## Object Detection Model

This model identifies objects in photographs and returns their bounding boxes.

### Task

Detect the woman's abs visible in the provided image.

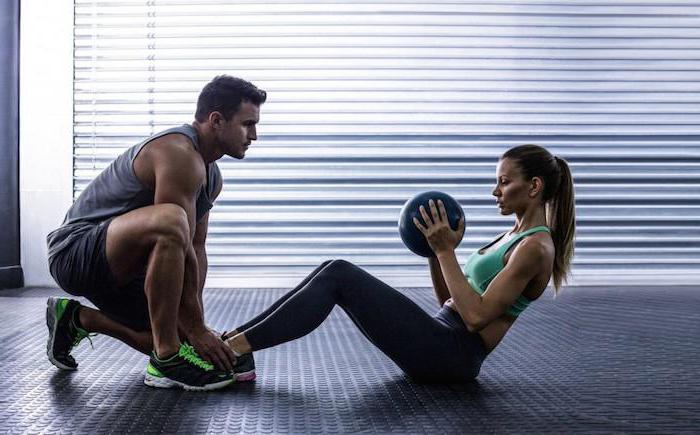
[444,299,515,353]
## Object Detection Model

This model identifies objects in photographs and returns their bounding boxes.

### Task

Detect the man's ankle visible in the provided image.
[154,344,181,360]
[71,306,87,332]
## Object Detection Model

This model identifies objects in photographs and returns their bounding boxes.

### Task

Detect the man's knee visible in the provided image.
[148,204,189,250]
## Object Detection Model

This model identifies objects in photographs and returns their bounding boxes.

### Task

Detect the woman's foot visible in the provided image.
[220,330,255,381]
[232,352,256,382]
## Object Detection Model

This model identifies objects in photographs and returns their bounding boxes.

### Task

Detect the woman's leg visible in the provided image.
[230,259,471,380]
[228,260,334,336]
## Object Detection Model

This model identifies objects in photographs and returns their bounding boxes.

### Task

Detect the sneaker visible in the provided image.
[233,352,256,382]
[220,330,256,382]
[144,343,234,391]
[46,297,93,370]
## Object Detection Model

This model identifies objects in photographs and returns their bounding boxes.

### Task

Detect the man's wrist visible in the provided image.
[180,320,208,336]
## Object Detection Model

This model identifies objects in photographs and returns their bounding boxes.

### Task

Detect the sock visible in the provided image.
[154,350,178,361]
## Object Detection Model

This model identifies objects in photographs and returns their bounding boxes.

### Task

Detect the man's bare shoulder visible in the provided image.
[147,133,201,159]
[135,133,206,189]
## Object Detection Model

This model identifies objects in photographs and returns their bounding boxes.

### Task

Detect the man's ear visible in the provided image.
[208,111,224,129]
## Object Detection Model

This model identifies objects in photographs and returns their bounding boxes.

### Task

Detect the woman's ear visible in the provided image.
[529,176,544,198]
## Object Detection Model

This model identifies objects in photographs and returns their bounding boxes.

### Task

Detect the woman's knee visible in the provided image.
[317,259,364,286]
[316,259,374,302]
[323,259,362,276]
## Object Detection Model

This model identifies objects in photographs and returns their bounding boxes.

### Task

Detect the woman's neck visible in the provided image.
[511,206,548,234]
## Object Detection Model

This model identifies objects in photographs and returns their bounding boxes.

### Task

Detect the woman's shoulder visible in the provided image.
[513,231,555,263]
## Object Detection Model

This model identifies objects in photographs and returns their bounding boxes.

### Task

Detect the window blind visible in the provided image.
[74,0,700,286]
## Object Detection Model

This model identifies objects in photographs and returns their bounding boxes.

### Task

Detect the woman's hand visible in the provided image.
[413,199,465,256]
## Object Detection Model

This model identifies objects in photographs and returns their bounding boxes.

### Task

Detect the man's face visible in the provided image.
[219,100,260,159]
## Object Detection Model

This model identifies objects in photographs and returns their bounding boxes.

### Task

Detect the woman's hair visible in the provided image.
[502,144,575,290]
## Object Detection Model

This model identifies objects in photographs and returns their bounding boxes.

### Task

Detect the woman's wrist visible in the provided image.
[435,248,454,258]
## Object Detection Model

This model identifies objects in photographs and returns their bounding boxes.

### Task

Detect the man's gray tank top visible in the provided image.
[47,124,222,259]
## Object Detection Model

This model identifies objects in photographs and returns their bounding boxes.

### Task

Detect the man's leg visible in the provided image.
[47,204,187,364]
[103,203,233,389]
[76,305,152,354]
[104,203,190,358]
[48,204,233,389]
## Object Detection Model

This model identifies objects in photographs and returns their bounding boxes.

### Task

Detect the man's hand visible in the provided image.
[188,328,236,371]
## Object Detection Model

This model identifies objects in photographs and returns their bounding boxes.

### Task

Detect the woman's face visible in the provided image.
[491,158,534,215]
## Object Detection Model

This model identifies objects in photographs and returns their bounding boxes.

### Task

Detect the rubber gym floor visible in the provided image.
[0,285,697,434]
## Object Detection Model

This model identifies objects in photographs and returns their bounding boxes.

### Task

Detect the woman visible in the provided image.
[224,144,576,383]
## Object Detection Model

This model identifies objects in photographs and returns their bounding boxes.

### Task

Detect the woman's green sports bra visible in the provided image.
[462,226,551,317]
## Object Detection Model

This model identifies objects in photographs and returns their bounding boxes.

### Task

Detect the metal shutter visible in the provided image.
[74,1,700,287]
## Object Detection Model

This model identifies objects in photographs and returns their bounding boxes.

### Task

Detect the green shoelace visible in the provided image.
[179,343,214,371]
[70,318,96,349]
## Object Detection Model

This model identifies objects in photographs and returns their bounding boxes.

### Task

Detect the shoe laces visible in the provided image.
[70,319,97,350]
[179,343,214,371]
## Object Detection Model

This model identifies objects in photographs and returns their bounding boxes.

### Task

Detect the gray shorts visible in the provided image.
[48,219,151,331]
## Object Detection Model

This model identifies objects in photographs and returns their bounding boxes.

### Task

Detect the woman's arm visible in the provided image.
[428,257,451,306]
[415,199,546,332]
[436,240,546,332]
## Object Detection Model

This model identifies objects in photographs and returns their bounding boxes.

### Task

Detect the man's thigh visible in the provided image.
[49,220,114,297]
[105,204,189,287]
[49,219,151,331]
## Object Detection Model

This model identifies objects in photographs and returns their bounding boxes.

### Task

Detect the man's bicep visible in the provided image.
[153,150,204,236]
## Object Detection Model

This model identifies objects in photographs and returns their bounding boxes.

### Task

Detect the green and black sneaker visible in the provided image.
[145,343,234,391]
[46,297,93,370]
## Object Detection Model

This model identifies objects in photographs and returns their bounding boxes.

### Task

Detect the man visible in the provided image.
[45,75,266,391]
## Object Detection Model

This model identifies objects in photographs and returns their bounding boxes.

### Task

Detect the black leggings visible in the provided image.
[235,260,487,383]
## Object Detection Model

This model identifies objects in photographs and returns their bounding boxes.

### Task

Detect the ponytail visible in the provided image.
[502,145,576,291]
[548,156,576,291]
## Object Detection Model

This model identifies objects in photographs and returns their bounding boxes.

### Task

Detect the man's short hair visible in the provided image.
[195,75,267,122]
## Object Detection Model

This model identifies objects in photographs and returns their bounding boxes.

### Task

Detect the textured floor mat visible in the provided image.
[0,286,698,433]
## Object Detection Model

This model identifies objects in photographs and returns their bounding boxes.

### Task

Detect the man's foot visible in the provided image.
[144,343,234,391]
[220,330,256,382]
[46,297,93,370]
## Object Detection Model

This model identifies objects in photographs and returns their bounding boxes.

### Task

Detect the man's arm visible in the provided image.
[151,138,234,370]
[192,212,210,316]
[151,140,204,329]
[192,177,222,317]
